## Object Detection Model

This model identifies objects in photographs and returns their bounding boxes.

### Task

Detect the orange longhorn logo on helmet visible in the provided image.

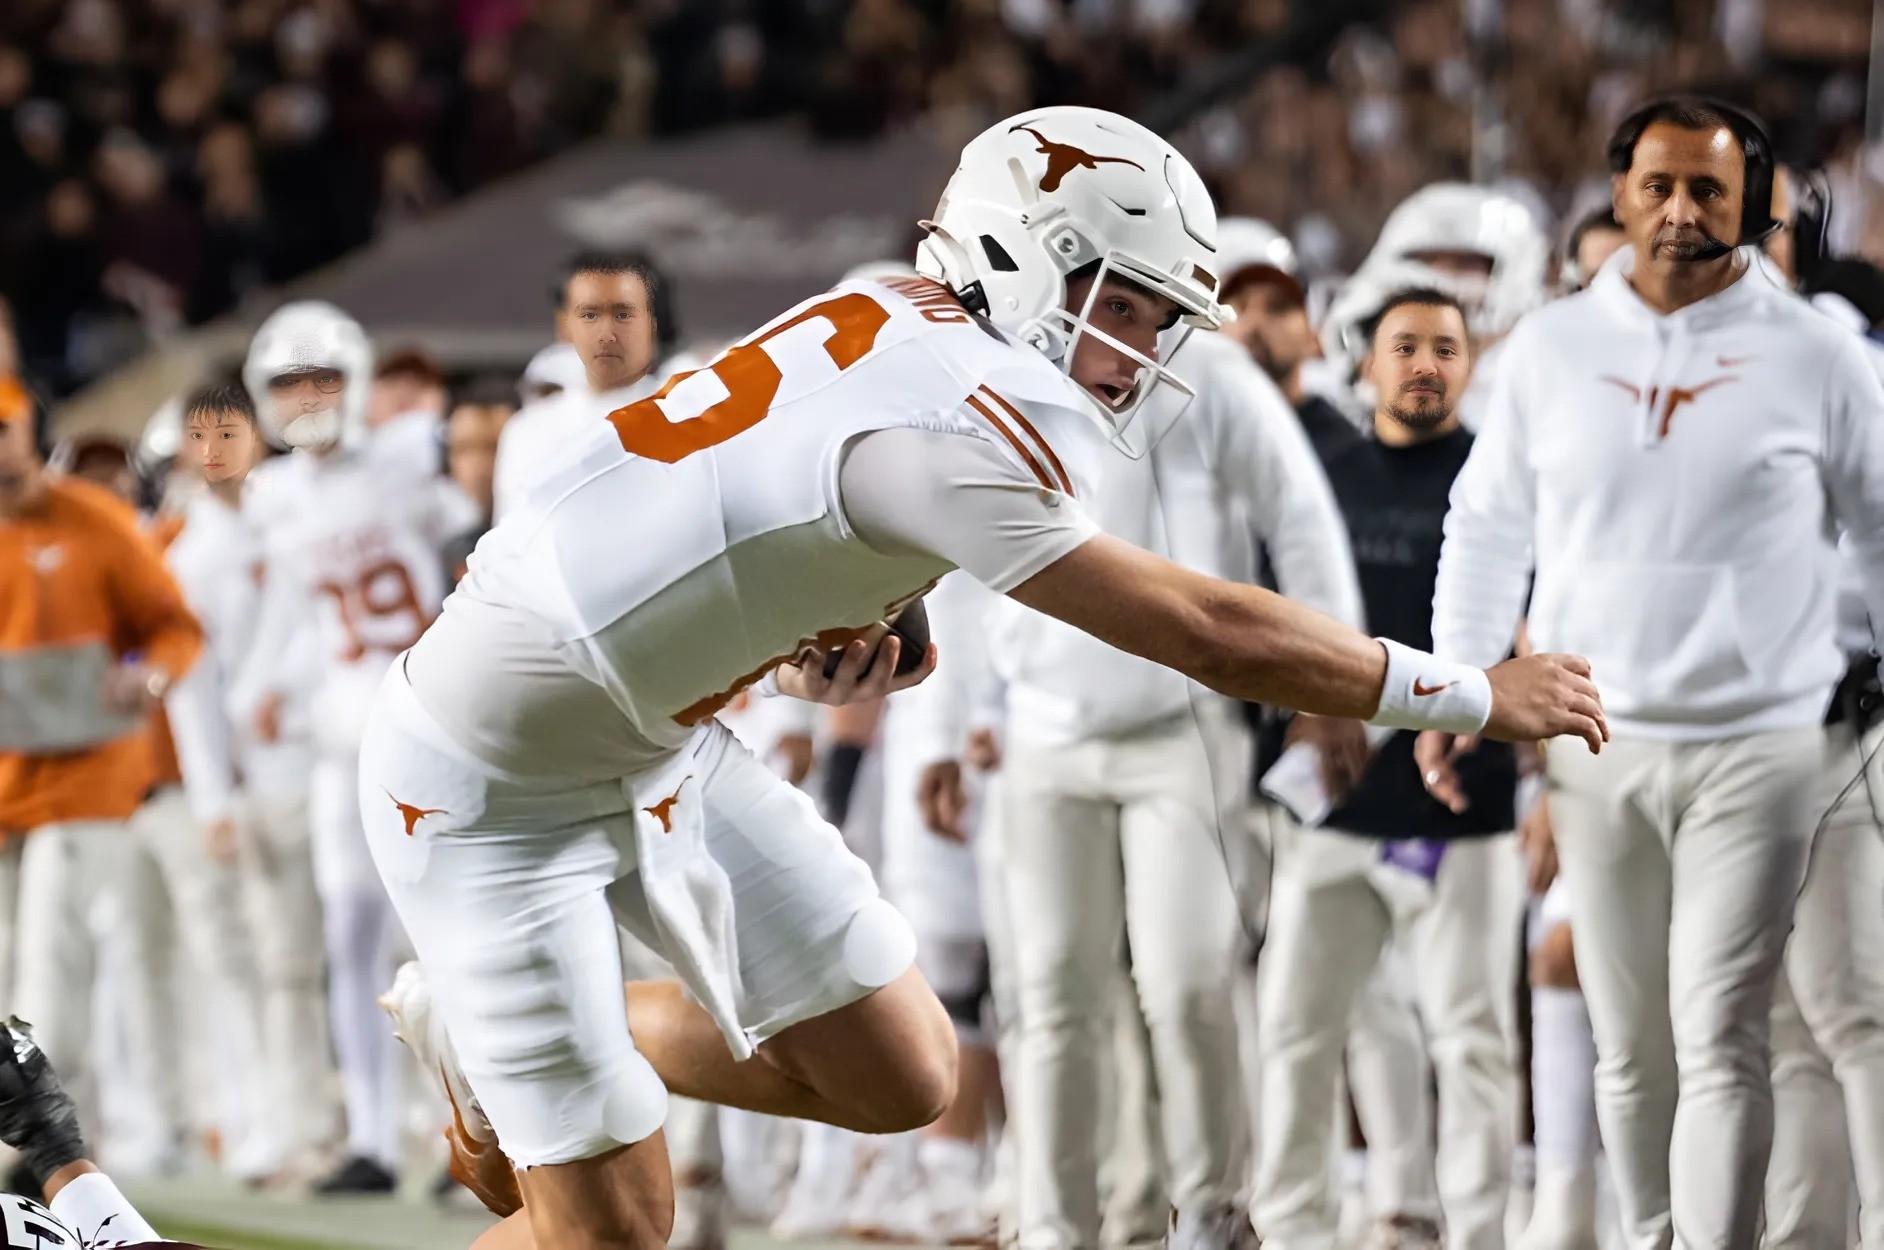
[1008,125,1145,193]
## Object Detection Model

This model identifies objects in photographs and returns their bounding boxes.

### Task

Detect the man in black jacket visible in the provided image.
[1252,288,1524,1250]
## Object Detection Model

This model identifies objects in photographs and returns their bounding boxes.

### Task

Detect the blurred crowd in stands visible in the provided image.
[0,0,1876,398]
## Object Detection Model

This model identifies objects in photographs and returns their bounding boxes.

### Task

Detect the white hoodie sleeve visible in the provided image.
[1821,334,1884,656]
[1207,353,1364,628]
[1432,324,1537,667]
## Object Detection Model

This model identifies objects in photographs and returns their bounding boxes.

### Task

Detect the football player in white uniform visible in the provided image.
[362,107,1604,1249]
[234,302,480,1193]
[491,252,689,521]
[150,385,336,1180]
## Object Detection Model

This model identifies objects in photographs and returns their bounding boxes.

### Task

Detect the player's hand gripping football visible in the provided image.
[774,625,939,706]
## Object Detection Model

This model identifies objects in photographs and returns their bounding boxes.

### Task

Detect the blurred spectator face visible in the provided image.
[565,271,658,392]
[157,71,215,133]
[1064,274,1180,412]
[0,379,40,515]
[0,47,31,108]
[1364,299,1471,435]
[368,40,418,100]
[66,439,138,503]
[47,180,96,238]
[1223,273,1316,382]
[183,405,263,486]
[446,402,514,515]
[1615,121,1747,261]
[369,352,448,428]
[94,134,165,207]
[1574,224,1628,285]
[51,0,126,66]
[18,102,68,168]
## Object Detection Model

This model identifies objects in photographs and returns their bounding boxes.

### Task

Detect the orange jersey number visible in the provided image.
[609,292,892,463]
[315,559,429,662]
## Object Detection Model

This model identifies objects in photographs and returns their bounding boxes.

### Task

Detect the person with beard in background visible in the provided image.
[1216,218,1361,461]
[1254,288,1522,1250]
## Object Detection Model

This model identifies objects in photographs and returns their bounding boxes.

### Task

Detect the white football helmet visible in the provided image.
[1361,183,1547,338]
[518,342,586,402]
[134,397,183,479]
[0,1193,78,1247]
[1319,258,1475,387]
[916,106,1230,456]
[1217,216,1300,285]
[242,300,373,451]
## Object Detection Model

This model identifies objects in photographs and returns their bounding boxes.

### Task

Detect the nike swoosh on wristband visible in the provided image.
[1413,680,1452,696]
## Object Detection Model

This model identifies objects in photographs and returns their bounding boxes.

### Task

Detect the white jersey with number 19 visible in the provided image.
[409,278,1109,777]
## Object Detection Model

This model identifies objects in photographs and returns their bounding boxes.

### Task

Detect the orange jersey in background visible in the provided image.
[0,478,203,833]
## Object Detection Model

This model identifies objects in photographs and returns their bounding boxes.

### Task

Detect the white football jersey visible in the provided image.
[165,489,314,820]
[243,441,479,753]
[444,277,1107,760]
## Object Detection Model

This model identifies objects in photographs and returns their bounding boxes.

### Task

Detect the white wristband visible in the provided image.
[1368,638,1493,735]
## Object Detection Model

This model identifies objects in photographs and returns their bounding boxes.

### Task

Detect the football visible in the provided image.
[822,598,930,680]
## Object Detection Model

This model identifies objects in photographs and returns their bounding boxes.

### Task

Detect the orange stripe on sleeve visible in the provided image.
[978,388,1074,497]
[964,394,1056,494]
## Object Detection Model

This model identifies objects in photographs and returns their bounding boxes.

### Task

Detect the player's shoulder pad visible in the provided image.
[961,352,1109,503]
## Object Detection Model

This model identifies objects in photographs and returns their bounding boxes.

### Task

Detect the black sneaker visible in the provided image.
[0,1019,85,1189]
[314,1154,398,1195]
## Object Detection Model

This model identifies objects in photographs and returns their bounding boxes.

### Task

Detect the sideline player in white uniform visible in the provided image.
[142,386,335,1180]
[234,303,479,1193]
[364,107,1605,1250]
[491,252,689,522]
[160,386,338,1173]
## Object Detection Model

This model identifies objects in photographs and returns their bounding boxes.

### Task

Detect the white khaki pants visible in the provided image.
[119,786,273,1162]
[999,708,1249,1250]
[235,789,337,1153]
[1546,728,1825,1250]
[1765,721,1884,1249]
[11,819,134,1127]
[1252,823,1523,1250]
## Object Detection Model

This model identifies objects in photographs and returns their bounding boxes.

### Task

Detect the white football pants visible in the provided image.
[311,752,403,1168]
[997,706,1249,1250]
[1546,728,1825,1250]
[120,786,271,1162]
[236,788,338,1155]
[1253,822,1522,1250]
[1765,721,1884,1249]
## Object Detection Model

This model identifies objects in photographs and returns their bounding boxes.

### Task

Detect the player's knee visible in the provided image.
[1530,923,1579,989]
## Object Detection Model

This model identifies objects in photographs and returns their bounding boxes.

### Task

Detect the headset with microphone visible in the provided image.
[1605,96,1780,263]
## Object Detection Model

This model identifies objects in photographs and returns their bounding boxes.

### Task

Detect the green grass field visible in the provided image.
[125,1174,884,1250]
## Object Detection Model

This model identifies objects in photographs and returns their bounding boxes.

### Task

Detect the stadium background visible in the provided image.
[0,0,1878,1245]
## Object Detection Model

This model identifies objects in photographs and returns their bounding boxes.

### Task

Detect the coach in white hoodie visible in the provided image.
[1420,98,1884,1250]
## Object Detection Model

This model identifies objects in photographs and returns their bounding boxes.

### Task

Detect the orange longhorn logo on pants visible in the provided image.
[385,790,448,837]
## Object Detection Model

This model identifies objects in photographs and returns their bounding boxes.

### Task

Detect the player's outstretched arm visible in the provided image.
[1010,534,1607,750]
